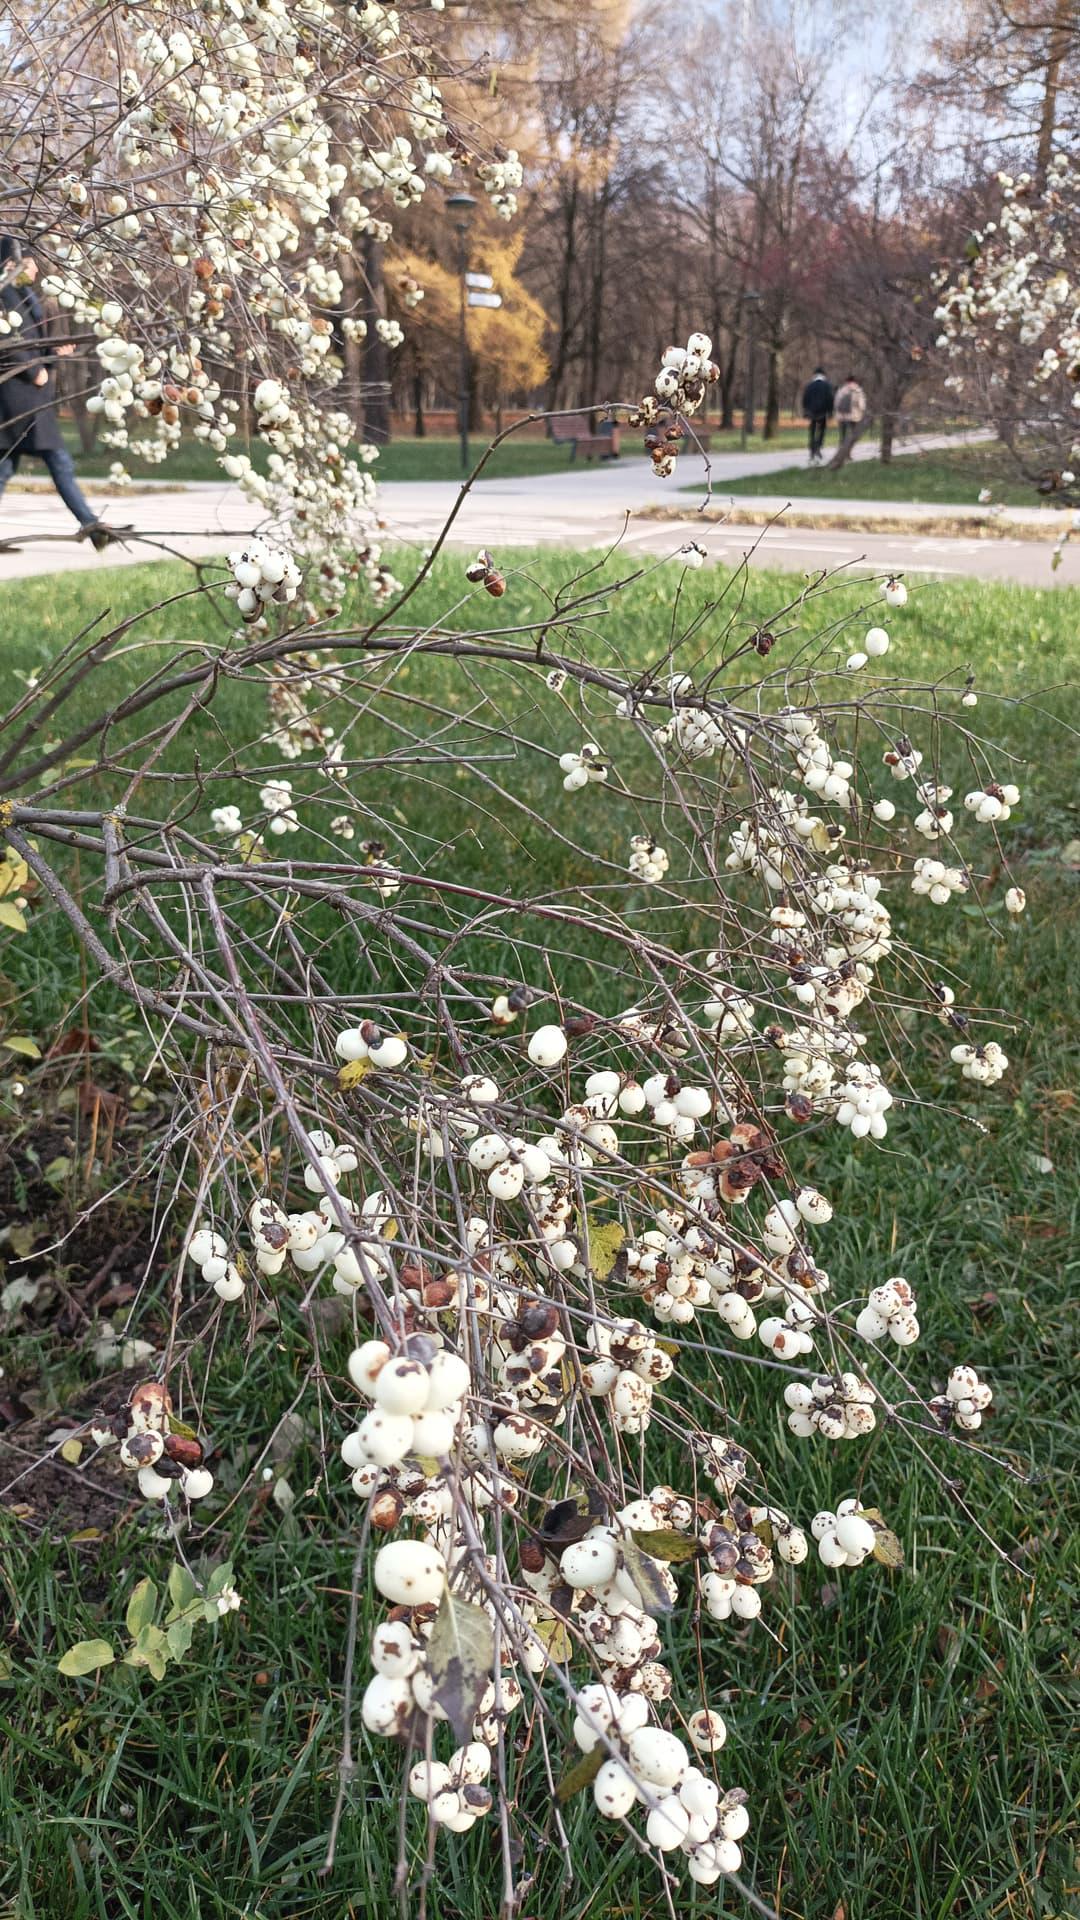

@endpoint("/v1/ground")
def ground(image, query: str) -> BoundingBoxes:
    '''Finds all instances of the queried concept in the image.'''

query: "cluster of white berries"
[336,1020,410,1071]
[911,856,968,904]
[950,1039,1009,1084]
[629,835,670,883]
[963,781,1021,824]
[346,1341,471,1474]
[832,1061,894,1140]
[186,1224,246,1303]
[855,1277,920,1346]
[559,744,608,792]
[930,1364,993,1433]
[783,1373,877,1441]
[810,1500,880,1569]
[226,539,302,619]
[631,332,721,476]
[583,1707,752,1886]
[912,783,955,840]
[90,1379,213,1504]
[846,625,890,670]
[259,778,299,834]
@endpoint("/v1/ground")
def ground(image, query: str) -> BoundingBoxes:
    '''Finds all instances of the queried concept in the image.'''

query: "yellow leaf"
[337,1058,373,1091]
[0,853,27,897]
[60,1439,83,1465]
[0,902,27,933]
[535,1615,573,1664]
[3,1036,40,1059]
[586,1217,625,1281]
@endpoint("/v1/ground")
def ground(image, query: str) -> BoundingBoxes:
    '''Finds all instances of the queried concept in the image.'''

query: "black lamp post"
[741,290,763,450]
[446,192,477,474]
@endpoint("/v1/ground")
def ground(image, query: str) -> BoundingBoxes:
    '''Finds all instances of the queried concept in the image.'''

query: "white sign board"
[465,272,494,289]
[467,291,502,309]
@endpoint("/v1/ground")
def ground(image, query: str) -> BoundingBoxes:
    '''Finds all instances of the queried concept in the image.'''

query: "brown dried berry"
[371,1490,405,1531]
[163,1432,204,1469]
[518,1300,558,1341]
[129,1380,173,1432]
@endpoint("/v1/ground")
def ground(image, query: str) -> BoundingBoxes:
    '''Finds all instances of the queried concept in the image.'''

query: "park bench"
[548,413,621,461]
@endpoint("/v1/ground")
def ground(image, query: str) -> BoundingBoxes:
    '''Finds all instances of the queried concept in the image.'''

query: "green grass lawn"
[0,553,1077,1920]
[712,442,1047,509]
[55,421,807,486]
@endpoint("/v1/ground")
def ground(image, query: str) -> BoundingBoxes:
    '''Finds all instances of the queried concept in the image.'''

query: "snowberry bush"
[0,44,1030,1883]
[937,150,1080,529]
[2,0,521,610]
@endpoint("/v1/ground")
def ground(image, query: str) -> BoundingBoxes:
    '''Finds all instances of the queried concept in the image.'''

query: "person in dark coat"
[801,367,834,464]
[0,237,113,548]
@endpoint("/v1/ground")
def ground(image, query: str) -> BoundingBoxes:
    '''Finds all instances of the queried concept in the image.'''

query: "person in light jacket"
[834,374,867,451]
[0,236,113,548]
[801,367,834,463]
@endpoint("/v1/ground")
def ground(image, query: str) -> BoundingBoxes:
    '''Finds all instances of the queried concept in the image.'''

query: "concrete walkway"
[1,431,1076,588]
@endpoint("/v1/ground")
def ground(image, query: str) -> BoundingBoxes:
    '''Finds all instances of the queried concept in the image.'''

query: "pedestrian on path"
[0,237,116,550]
[834,374,867,451]
[802,367,834,464]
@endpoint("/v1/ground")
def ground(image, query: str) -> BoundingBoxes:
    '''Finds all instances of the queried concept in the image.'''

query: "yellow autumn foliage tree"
[388,230,548,408]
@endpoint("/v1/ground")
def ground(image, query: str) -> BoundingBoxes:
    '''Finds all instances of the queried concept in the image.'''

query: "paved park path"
[2,431,1077,588]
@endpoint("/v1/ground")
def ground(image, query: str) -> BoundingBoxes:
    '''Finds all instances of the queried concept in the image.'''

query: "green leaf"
[426,1590,493,1744]
[618,1538,675,1614]
[125,1623,169,1679]
[206,1561,234,1600]
[167,1564,196,1615]
[58,1639,115,1678]
[586,1217,625,1281]
[166,1616,195,1660]
[3,1035,40,1058]
[630,1527,702,1565]
[534,1615,573,1664]
[126,1577,158,1639]
[555,1742,605,1803]
[0,902,27,933]
[167,1415,199,1442]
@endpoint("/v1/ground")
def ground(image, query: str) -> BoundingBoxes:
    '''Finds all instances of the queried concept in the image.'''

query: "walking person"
[0,236,117,549]
[834,373,867,453]
[801,366,834,464]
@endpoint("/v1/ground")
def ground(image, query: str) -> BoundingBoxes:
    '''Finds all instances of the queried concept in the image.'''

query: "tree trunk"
[825,417,872,472]
[360,233,391,446]
[1036,0,1071,185]
[545,180,579,411]
[880,412,895,464]
[583,183,610,424]
[337,242,365,438]
[763,345,782,440]
[412,367,425,438]
[720,327,739,430]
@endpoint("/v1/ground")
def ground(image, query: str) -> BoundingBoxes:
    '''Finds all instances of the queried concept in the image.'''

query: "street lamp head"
[446,192,478,220]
